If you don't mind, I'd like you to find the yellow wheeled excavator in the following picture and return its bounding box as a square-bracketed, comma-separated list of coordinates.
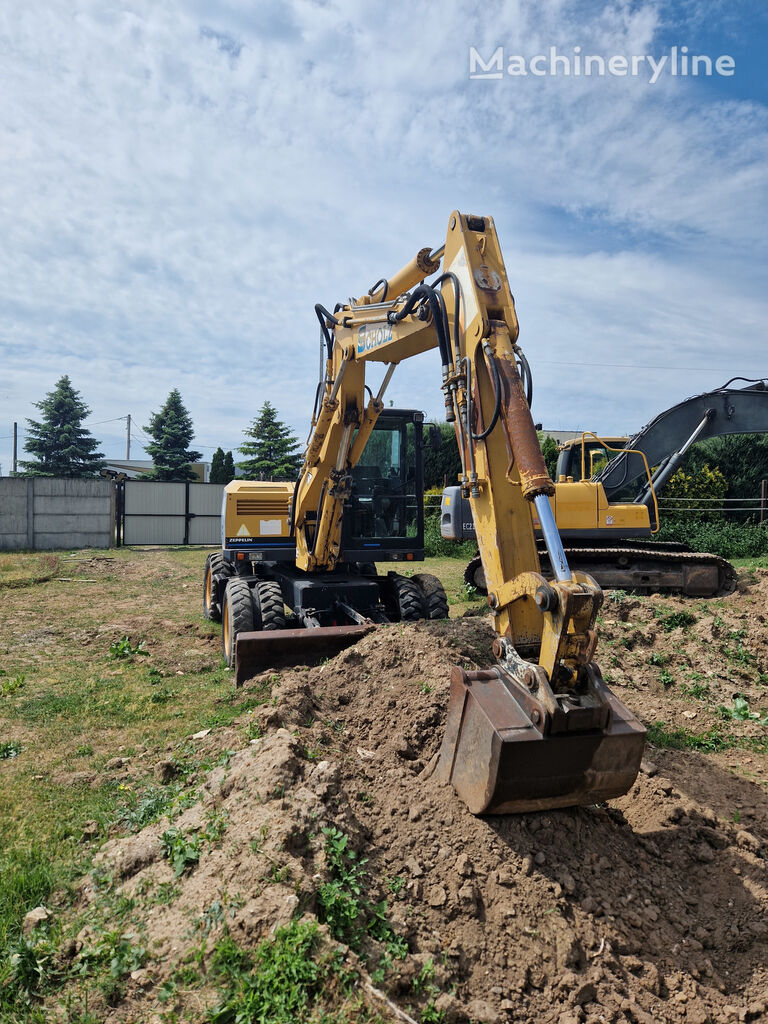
[205, 211, 646, 814]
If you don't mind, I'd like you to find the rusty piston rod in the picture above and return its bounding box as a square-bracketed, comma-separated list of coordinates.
[533, 493, 571, 582]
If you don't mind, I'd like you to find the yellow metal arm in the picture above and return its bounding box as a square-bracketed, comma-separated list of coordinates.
[292, 211, 602, 692]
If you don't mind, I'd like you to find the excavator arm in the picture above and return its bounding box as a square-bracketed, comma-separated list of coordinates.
[594, 379, 768, 514]
[292, 211, 645, 813]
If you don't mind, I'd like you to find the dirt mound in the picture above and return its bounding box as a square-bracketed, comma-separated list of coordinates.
[261, 618, 768, 1023]
[53, 589, 768, 1023]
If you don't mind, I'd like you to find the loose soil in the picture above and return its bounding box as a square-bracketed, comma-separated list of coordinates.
[6, 554, 768, 1023]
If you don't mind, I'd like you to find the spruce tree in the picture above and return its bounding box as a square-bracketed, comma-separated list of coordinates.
[222, 451, 235, 482]
[238, 402, 302, 481]
[20, 375, 105, 477]
[141, 389, 202, 481]
[210, 447, 226, 483]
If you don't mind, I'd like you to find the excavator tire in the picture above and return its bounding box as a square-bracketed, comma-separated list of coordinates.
[463, 554, 487, 596]
[203, 553, 236, 622]
[411, 572, 449, 620]
[222, 577, 254, 670]
[252, 580, 286, 631]
[387, 574, 426, 622]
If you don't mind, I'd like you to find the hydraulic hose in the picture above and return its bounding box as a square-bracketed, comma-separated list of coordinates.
[515, 346, 533, 408]
[315, 304, 339, 360]
[431, 271, 462, 367]
[470, 342, 502, 441]
[388, 284, 451, 371]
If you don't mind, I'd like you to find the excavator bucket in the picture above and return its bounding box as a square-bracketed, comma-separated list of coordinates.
[437, 665, 646, 814]
[234, 625, 375, 686]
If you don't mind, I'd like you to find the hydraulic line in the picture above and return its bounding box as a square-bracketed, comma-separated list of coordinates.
[469, 341, 502, 442]
[315, 304, 339, 359]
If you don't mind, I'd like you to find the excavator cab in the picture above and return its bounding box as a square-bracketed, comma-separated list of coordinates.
[342, 410, 424, 559]
[208, 409, 443, 683]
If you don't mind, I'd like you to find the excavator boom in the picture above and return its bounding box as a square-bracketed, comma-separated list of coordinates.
[215, 211, 646, 814]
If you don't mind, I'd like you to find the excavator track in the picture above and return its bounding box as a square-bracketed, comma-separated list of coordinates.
[464, 546, 737, 598]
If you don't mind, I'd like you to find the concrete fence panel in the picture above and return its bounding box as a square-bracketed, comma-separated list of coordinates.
[0, 478, 114, 551]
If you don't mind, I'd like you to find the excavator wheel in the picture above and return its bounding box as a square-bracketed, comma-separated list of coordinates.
[411, 573, 449, 620]
[203, 553, 236, 623]
[222, 577, 254, 671]
[252, 580, 286, 631]
[387, 574, 425, 622]
[463, 554, 487, 596]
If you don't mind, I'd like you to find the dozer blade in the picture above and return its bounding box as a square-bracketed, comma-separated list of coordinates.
[234, 625, 375, 686]
[437, 665, 646, 814]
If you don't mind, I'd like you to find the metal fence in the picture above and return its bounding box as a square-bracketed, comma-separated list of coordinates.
[117, 480, 224, 546]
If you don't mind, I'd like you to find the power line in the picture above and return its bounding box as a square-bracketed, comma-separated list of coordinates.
[536, 361, 730, 372]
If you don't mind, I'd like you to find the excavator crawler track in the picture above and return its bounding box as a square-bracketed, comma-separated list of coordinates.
[464, 546, 737, 599]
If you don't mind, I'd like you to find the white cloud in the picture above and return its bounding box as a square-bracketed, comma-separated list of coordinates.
[0, 0, 765, 476]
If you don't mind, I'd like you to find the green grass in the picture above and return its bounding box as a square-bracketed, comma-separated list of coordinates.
[646, 720, 768, 755]
[209, 921, 341, 1024]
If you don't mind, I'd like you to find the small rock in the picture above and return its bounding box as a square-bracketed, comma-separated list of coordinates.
[571, 981, 597, 1006]
[534, 851, 546, 866]
[694, 843, 715, 864]
[455, 853, 473, 877]
[736, 830, 761, 853]
[190, 728, 211, 740]
[103, 757, 124, 771]
[521, 854, 534, 876]
[404, 857, 423, 878]
[81, 820, 99, 839]
[559, 871, 576, 895]
[427, 885, 447, 907]
[640, 759, 659, 777]
[434, 992, 466, 1023]
[22, 907, 50, 935]
[466, 999, 500, 1023]
[154, 759, 178, 784]
[392, 734, 416, 760]
[408, 806, 422, 822]
[130, 968, 153, 988]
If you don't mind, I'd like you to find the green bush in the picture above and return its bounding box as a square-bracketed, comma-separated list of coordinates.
[423, 488, 475, 558]
[660, 464, 727, 520]
[656, 519, 768, 559]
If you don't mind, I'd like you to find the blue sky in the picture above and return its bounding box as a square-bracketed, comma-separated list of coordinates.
[0, 0, 766, 473]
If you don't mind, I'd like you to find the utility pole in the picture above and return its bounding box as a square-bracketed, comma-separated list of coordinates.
[126, 414, 131, 461]
[761, 479, 767, 524]
[12, 421, 17, 475]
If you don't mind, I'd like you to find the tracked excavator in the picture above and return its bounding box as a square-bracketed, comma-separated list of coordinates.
[445, 378, 768, 597]
[204, 211, 645, 814]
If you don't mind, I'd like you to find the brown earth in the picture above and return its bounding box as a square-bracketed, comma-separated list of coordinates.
[49, 569, 768, 1023]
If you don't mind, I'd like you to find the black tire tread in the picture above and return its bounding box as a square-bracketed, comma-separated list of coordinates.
[390, 574, 426, 622]
[411, 572, 449, 620]
[204, 553, 237, 623]
[463, 554, 487, 595]
[253, 580, 286, 632]
[222, 577, 254, 668]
